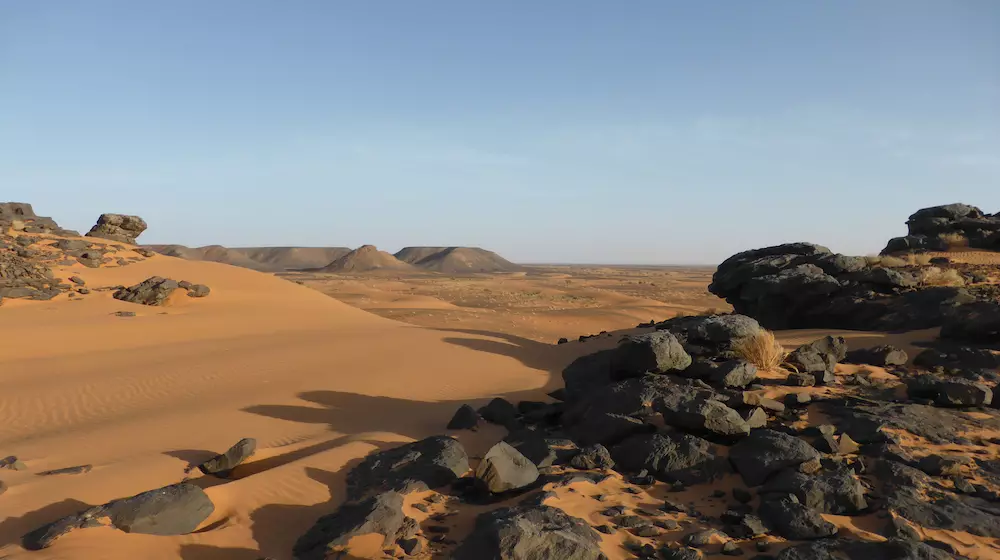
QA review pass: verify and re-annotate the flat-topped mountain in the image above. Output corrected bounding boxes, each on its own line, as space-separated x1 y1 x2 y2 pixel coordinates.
321 245 414 273
145 245 351 272
395 246 522 273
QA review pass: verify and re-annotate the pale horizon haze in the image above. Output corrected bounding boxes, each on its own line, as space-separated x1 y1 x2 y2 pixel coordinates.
2 1 998 264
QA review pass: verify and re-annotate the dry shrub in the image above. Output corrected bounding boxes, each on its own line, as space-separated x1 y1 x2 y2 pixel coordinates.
733 329 786 371
917 267 966 287
864 255 883 266
912 253 933 266
879 255 909 268
939 232 968 249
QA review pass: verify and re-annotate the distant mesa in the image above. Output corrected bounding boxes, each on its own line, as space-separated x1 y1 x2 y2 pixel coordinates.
321 245 414 273
144 245 351 272
395 246 522 273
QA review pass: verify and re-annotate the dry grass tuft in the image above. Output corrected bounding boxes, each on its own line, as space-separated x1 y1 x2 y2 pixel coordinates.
865 255 883 266
939 232 968 250
917 267 966 287
878 253 933 268
733 329 786 371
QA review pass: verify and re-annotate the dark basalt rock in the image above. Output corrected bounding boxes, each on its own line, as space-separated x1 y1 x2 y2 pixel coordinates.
760 466 868 514
776 538 959 560
447 404 481 430
452 505 603 560
729 429 821 486
293 491 414 560
346 436 469 500
113 276 179 306
475 441 539 494
611 331 692 378
611 432 725 485
197 438 256 477
758 494 837 540
86 213 148 244
845 345 908 367
24 483 214 550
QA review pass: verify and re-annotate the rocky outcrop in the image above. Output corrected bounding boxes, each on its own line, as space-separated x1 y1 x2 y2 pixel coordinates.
345 435 469 500
882 203 1000 254
293 491 415 560
86 214 148 244
708 242 980 331
0 202 78 236
113 277 179 306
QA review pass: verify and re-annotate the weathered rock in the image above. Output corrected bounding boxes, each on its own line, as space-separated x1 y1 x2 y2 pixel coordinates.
941 302 1000 343
504 429 563 468
776 538 959 560
758 494 837 540
38 465 92 476
729 429 821 486
86 213 148 244
197 438 256 476
611 331 692 378
452 505 602 560
786 336 846 385
845 345 909 367
447 404 481 430
760 467 868 514
570 444 614 470
479 398 519 427
476 441 539 494
659 398 750 437
708 360 759 388
743 407 768 429
907 376 993 408
610 432 723 484
186 284 210 298
24 483 214 549
567 412 652 447
293 491 411 559
655 314 765 358
916 454 973 477
113 276 179 306
346 436 469 500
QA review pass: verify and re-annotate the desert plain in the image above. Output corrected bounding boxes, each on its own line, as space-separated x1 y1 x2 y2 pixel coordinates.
2 202 1000 560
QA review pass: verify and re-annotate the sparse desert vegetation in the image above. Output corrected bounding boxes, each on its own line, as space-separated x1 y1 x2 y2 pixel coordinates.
733 328 786 371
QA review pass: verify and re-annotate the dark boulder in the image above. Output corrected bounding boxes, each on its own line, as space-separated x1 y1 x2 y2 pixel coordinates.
611 432 723 484
113 276 179 306
447 404 481 430
479 398 519 427
729 429 821 486
570 444 614 470
346 436 469 500
776 538 959 560
941 302 1000 343
707 360 759 388
197 438 256 477
785 336 847 385
611 331 692 378
758 494 837 540
453 505 602 560
24 482 214 549
845 345 908 367
760 467 867 514
655 314 764 358
293 491 412 560
567 412 651 447
658 398 750 437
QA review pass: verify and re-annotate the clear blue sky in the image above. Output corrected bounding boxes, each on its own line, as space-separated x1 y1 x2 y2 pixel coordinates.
2 1 998 264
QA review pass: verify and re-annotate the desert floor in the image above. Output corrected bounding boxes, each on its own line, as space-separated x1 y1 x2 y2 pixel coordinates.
2 247 998 559
282 265 727 344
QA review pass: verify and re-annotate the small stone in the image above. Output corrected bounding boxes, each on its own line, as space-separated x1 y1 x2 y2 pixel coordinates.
398 537 422 555
786 373 815 387
446 405 481 431
186 284 210 298
114 311 136 317
837 434 860 455
798 458 822 474
953 477 976 494
733 488 753 504
595 524 613 534
722 541 742 555
38 465 92 476
68 276 85 285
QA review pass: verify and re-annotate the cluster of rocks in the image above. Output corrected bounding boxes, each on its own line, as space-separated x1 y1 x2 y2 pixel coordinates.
883 203 1000 254
707 240 1000 333
0 203 157 304
0 202 80 236
112 276 211 306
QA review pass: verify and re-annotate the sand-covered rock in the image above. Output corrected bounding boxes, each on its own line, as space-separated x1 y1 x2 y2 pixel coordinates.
196 437 256 476
729 429 821 486
293 491 414 560
113 276 179 306
346 435 469 500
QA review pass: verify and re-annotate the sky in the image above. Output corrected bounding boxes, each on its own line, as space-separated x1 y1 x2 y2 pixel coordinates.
2 1 998 264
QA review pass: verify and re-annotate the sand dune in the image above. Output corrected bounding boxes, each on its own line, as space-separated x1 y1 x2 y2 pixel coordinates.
0 253 585 560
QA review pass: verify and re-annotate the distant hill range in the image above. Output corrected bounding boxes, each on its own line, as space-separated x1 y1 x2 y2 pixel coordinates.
320 245 414 273
145 244 521 273
145 245 351 272
395 246 522 273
